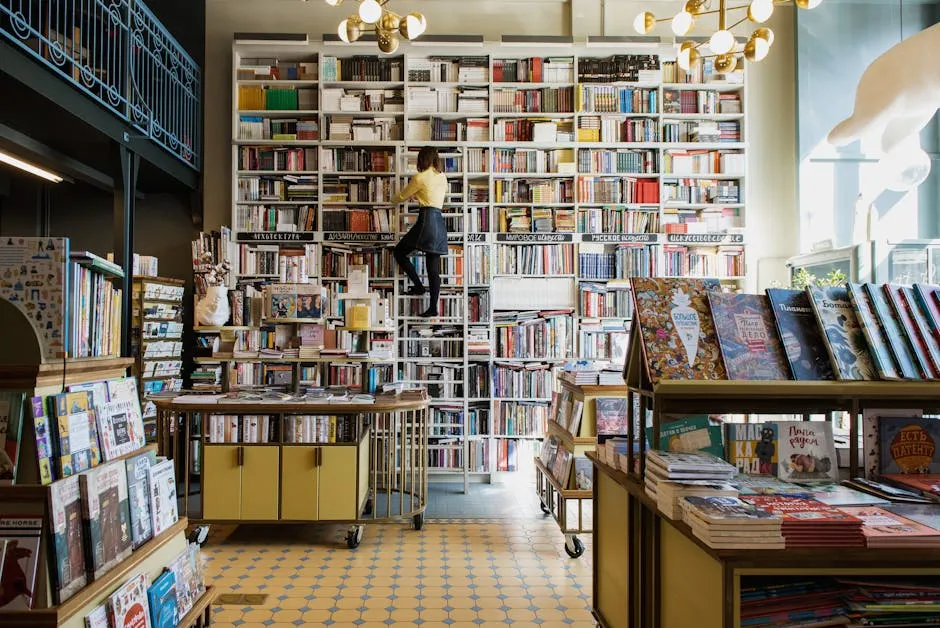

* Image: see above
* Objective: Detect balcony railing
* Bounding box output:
[0,0,201,169]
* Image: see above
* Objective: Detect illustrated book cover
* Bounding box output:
[707,292,790,380]
[914,283,940,345]
[538,436,559,471]
[775,421,839,483]
[48,474,87,603]
[798,483,891,507]
[147,569,179,628]
[0,515,43,609]
[147,459,178,536]
[551,443,573,487]
[881,474,940,500]
[166,543,204,618]
[594,397,628,436]
[765,288,835,380]
[839,506,940,541]
[878,417,940,475]
[741,495,862,524]
[574,456,593,491]
[630,277,726,382]
[681,496,781,524]
[125,450,157,548]
[108,572,152,628]
[884,283,937,379]
[51,390,101,477]
[846,283,901,380]
[806,286,878,380]
[30,396,56,485]
[884,504,940,531]
[79,460,133,579]
[85,604,110,628]
[647,416,724,458]
[97,399,146,461]
[864,283,922,380]
[725,422,778,476]
[106,378,140,406]
[902,285,940,377]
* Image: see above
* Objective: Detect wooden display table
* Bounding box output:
[155,396,430,548]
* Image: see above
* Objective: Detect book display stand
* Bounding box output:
[589,325,940,628]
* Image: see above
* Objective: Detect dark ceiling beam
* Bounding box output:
[0,121,108,189]
[0,39,199,190]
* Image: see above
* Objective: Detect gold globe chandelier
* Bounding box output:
[323,0,427,53]
[633,0,822,73]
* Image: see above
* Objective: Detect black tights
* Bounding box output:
[394,242,441,313]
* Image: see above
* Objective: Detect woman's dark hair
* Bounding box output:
[417,146,440,172]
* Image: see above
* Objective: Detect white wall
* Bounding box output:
[204,0,799,289]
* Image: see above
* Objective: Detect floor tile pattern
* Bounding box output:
[204,518,595,627]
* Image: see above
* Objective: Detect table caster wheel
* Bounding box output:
[413,513,424,530]
[540,500,551,515]
[346,525,364,549]
[189,525,210,546]
[564,534,585,558]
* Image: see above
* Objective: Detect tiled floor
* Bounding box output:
[204,516,595,627]
[424,481,545,519]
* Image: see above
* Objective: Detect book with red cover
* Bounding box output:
[742,496,864,527]
[865,283,922,380]
[707,293,791,380]
[630,277,726,383]
[846,283,901,381]
[881,474,940,501]
[884,284,939,380]
[840,506,940,547]
[914,283,940,344]
[902,285,940,377]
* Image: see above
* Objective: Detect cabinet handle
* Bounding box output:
[312,448,318,468]
[237,446,244,466]
[316,448,322,467]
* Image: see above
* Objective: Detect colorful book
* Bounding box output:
[883,504,940,530]
[594,397,628,436]
[125,450,156,549]
[902,285,940,377]
[85,604,110,628]
[551,444,573,486]
[880,474,940,500]
[538,435,559,471]
[630,277,726,382]
[29,396,56,485]
[798,483,890,507]
[106,378,140,406]
[878,417,940,475]
[48,475,87,603]
[765,288,835,380]
[840,506,940,545]
[884,283,938,380]
[776,421,839,483]
[846,283,900,380]
[166,543,204,618]
[647,416,724,458]
[0,515,43,610]
[742,495,862,524]
[79,460,133,579]
[108,572,152,628]
[148,459,179,537]
[147,570,179,628]
[725,422,778,476]
[681,496,781,524]
[97,399,146,462]
[574,457,594,491]
[806,286,878,381]
[51,390,102,477]
[707,293,790,380]
[913,283,940,345]
[733,475,809,496]
[864,283,922,380]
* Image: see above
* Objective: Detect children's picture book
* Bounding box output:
[647,416,724,458]
[878,417,940,475]
[863,409,924,479]
[864,283,922,380]
[799,483,891,507]
[881,474,940,500]
[846,283,901,380]
[124,470,159,555]
[85,604,110,628]
[707,293,790,380]
[765,288,835,380]
[806,286,878,380]
[775,421,839,483]
[0,515,43,609]
[68,381,110,409]
[903,285,940,377]
[267,283,323,320]
[681,496,781,524]
[48,475,87,603]
[80,460,133,579]
[97,399,146,461]
[732,475,809,497]
[914,283,940,344]
[742,495,862,523]
[630,277,726,382]
[551,443,573,486]
[725,422,778,475]
[108,572,152,628]
[30,396,56,485]
[884,283,938,379]
[147,460,179,537]
[147,570,179,628]
[594,397,628,436]
[538,435,559,471]
[840,506,940,544]
[107,378,140,406]
[884,504,940,531]
[167,543,204,618]
[574,456,594,491]
[51,390,102,477]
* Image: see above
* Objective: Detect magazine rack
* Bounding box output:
[590,335,940,628]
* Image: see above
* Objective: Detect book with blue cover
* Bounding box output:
[147,569,179,628]
[765,288,834,380]
[646,416,724,459]
[125,449,157,548]
[884,283,938,380]
[879,417,940,475]
[846,283,901,380]
[806,286,878,381]
[902,285,940,378]
[865,283,922,380]
[707,293,790,380]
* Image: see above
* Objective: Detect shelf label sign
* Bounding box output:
[583,233,657,243]
[496,233,574,243]
[324,232,396,242]
[466,233,487,243]
[237,232,316,242]
[665,233,744,244]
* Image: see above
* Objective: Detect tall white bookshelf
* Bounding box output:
[227,40,748,491]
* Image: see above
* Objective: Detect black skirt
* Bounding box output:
[399,206,448,255]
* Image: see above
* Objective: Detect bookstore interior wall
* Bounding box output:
[204,0,798,289]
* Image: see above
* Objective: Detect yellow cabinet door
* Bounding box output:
[202,446,241,520]
[318,446,358,520]
[280,446,319,521]
[240,446,280,520]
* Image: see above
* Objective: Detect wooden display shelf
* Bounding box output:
[0,357,133,390]
[547,419,596,447]
[156,396,428,414]
[134,276,185,286]
[534,457,591,499]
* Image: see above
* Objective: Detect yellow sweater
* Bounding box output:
[394,168,447,207]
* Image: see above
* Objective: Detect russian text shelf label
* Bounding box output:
[324,232,396,242]
[582,234,657,243]
[665,233,744,244]
[237,232,316,242]
[496,233,574,243]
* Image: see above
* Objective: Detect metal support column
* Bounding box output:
[115,143,139,357]
[36,185,52,237]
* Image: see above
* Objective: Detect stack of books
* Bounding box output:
[742,496,866,548]
[645,450,738,519]
[680,496,785,549]
[841,506,940,548]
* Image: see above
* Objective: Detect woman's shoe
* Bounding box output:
[405,285,426,296]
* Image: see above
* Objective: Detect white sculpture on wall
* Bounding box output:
[826,21,940,241]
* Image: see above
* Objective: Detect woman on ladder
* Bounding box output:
[393,146,449,318]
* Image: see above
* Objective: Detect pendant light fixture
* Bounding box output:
[634,0,823,71]
[324,0,427,53]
